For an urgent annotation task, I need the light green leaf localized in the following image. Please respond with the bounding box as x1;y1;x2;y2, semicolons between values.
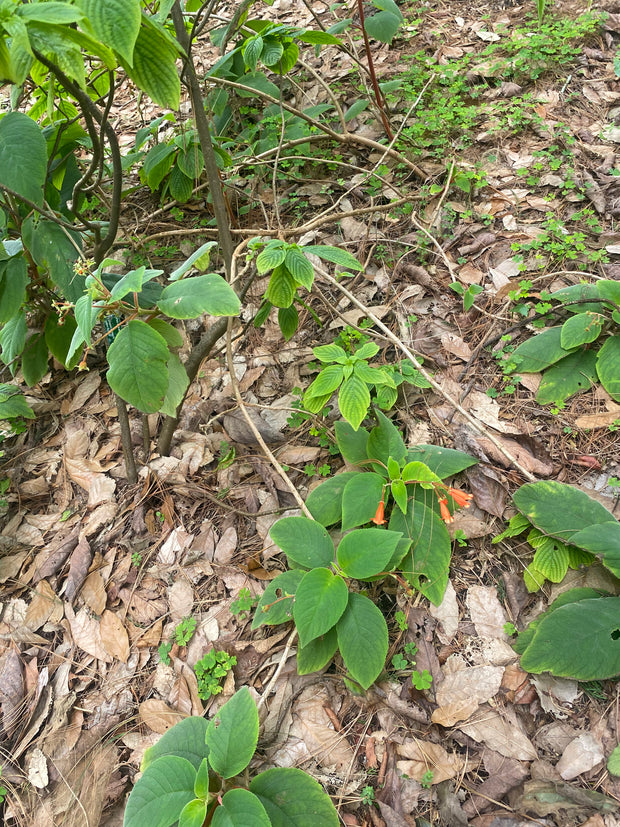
608;745;620;777
179;799;208;827
391;479;407;514
250;767;339;826
269;516;334;569
304;365;344;399
124;17;180;109
106;320;169;413
212;789;270;827
269;40;298;74
159;352;189;418
252;570;305;629
597;335;620;401
265;264;296;308
401;461;441;485
529;531;570;583
305;471;362;527
302;246;363;271
293;568;348;647
142;717;208;772
297;628;339;675
336;528;401;579
597;280;620;305
123;755;196;827
260;36;284;68
147;319;183;349
242;35;264;72
80;0;140;65
560;312;603;348
313;343;347;362
285;247;314;289
0;311;27;370
206;687;259;779
169;242;218;281
157;274;240;318
278;304;298;341
0;112;47;207
336;593;388;689
256;243;286;274
18;3;84;24
338;374;370;430
364;10;402;43
341;472;385;530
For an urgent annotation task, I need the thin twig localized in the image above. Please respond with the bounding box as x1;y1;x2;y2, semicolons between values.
257;627;298;710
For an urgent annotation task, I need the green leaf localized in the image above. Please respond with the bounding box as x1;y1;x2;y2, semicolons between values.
334;421;371;467
44;313;77;366
341;472;385;530
336;528;402;579
124;17;180;109
269;40;298;74
313;343;347;362
21;334;48;387
367;409;407;465
391;479;407;514
0;255;28;323
106;320;170;413
571;522;620;579
142;143;176;190
560;312;603;348
256;243;286;274
206;687;258;779
177;143;204;180
536;349;598;405
338;374;370;430
364;10;402;43
265;264;296;308
19;2;83;23
193;758;210;799
305;365;344;400
157;274;240;318
293;569;348;646
519;597;620;680
285;247;315;290
597;335;620;401
513;481;615;543
212;789;270;827
250;767;339;826
608;744;620;777
305;471;362;527
0;112;47;207
390;500;451;605
269;516;334;569
297;30;341;45
22;217;83;302
509;326;576;373
179;799;208;827
401;461;441;486
123;755;196;827
251;570;305;629
169;242;218;281
260;36;284;68
0;384;34;419
0;310;27;369
142;717;209;772
147;319;183;349
336;593;388;690
81;0;141;66
302;246;363;271
242;35;264;72
159;352;190;418
278;304;299;341
168;164;194;203
513;588;604;654
297;628;339;675
597;280;620;305
529;531;571;583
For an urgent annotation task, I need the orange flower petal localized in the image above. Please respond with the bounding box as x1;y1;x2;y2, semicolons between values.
447;488;473;508
372;499;386;525
438;497;453;524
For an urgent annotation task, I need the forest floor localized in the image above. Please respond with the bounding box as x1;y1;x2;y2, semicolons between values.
3;0;620;825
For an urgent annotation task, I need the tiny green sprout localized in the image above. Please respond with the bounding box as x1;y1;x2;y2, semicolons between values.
421;770;434;788
504;621;517;636
194;650;237;700
231;588;257;617
131;551;142;568
304;463;317;476
360;785;376;806
411;669;433;690
217;441;235;471
158;641;172;665
404;642;418;661
449;282;483;311
174;616;197;646
391;653;408;671
453;529;468;548
608;477;620;490
155;510;165;523
395;610;408;632
318;463;331;477
0;766;7;804
60;508;72;522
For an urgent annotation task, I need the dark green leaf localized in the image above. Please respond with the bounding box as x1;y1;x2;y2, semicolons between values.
334;421;371;466
106;320;169;413
341;472;385;530
21;333;48;387
212;789;270;827
206;687;258;779
157;274;240;318
297;628;339;675
123;756;196;827
293;568;348;647
509;326;576;373
250;767;339;826
251;570;305;629
336;528;402;579
536;349;597;405
367;409;407;465
597;335;620;401
305;471;362;527
0;112;47;207
269;516;334;568
336;593;388;690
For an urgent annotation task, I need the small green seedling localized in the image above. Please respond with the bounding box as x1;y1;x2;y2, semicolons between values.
394;610;408;632
421;770;434;788
231;588;258;617
159;642;172;665
449;282;484;311
174;617;197;646
194;650;236;700
360;785;376;806
131;552;142;568
123;688;339;827
0;766;7;804
503;622;517;636
412;669;433;690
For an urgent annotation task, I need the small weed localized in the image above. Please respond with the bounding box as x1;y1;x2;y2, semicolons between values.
158;641;172;665
0;766;7;804
174;616;197;646
231;587;258;617
608;477;620;491
394;610;408;632
421;770;434;788
194;650;237;700
360;785;376;806
0;478;9;508
504;621;517;636
453;529;468;548
217;440;235;471
411;669;433;690
449;282;484;311
131;551;143;568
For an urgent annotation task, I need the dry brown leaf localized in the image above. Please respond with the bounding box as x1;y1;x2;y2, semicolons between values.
64;430;116;506
68;372;101;413
64;537;93;604
0;550;29;583
65;604;111;662
100;610;130;663
168;579;195;624
139;699;186;733
435;657;504;715
428;580;459;642
214;526;237;564
575;411;620;429
396;738;464;784
0;647;24;736
80;570;107;615
24;580;62;630
467;585;508;639
458;705;537;760
556;733;604;780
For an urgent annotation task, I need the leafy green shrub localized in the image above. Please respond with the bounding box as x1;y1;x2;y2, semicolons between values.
252;411;476;689
123;687;339;827
496;481;620;681
503;280;620;406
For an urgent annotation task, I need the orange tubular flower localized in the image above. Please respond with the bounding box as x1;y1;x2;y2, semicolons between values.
447;488;473;508
372;496;386;525
438;497;453;524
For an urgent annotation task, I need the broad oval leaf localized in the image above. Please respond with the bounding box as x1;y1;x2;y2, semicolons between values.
107;320;169;413
367;409;407;465
406;445;477;477
305;471;362;527
334;421;371;466
21;333;48;387
313;343;347;362
81;0;140;66
571;522;620;579
256;243;286;274
251;570;305;629
364;9;402;43
278;304;298;341
338;374;370;431
513;481;615;542
293;568;348;647
123;755;196;827
536;349;597;405
530;533;570;583
336;528;402;579
142;717;208;772
285;247;314;289
297;628;339;675
520;597;620;680
341;472;385;530
212;789;270;827
206;687;258;779
305;365;344;398
22;217;83;302
179;799;207;827
265;264;296;308
250;766;339;826
125;18;180;109
0;112;47;207
560;311;603;348
270;516;334;568
157;274;240;318
336;592;388;690
597;335;620;401
509;326;575;373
